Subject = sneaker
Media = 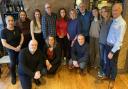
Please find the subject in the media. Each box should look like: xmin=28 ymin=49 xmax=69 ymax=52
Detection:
xmin=98 ymin=71 xmax=105 ymax=78
xmin=63 ymin=57 xmax=66 ymax=65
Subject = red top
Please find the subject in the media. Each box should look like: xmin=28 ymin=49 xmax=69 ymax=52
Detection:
xmin=56 ymin=18 xmax=68 ymax=37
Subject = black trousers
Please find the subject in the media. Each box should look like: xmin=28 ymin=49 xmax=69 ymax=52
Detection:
xmin=19 ymin=74 xmax=32 ymax=89
xmin=8 ymin=50 xmax=19 ymax=79
xmin=57 ymin=36 xmax=68 ymax=58
xmin=105 ymin=44 xmax=119 ymax=80
xmin=34 ymin=33 xmax=45 ymax=52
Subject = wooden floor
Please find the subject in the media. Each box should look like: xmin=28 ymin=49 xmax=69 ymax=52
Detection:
xmin=0 ymin=65 xmax=128 ymax=89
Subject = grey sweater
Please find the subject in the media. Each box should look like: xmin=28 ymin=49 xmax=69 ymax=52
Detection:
xmin=99 ymin=19 xmax=112 ymax=44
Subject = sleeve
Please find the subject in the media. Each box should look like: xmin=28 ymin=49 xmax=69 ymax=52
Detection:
xmin=111 ymin=22 xmax=127 ymax=53
xmin=0 ymin=29 xmax=7 ymax=39
xmin=78 ymin=43 xmax=89 ymax=63
xmin=71 ymin=43 xmax=77 ymax=61
xmin=76 ymin=19 xmax=80 ymax=35
xmin=18 ymin=50 xmax=34 ymax=77
xmin=42 ymin=16 xmax=47 ymax=39
xmin=36 ymin=51 xmax=44 ymax=71
xmin=51 ymin=45 xmax=61 ymax=65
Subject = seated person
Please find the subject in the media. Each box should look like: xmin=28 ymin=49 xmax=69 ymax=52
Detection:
xmin=18 ymin=40 xmax=43 ymax=89
xmin=69 ymin=34 xmax=89 ymax=74
xmin=42 ymin=35 xmax=61 ymax=74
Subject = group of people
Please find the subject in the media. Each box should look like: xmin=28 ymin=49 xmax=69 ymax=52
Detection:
xmin=0 ymin=2 xmax=127 ymax=89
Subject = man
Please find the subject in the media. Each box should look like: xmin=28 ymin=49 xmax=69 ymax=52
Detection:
xmin=18 ymin=40 xmax=43 ymax=89
xmin=42 ymin=3 xmax=57 ymax=40
xmin=106 ymin=3 xmax=127 ymax=88
xmin=78 ymin=2 xmax=92 ymax=43
xmin=69 ymin=34 xmax=89 ymax=75
xmin=1 ymin=15 xmax=24 ymax=84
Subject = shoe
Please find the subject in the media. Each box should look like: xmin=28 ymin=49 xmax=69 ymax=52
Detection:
xmin=80 ymin=69 xmax=86 ymax=76
xmin=63 ymin=57 xmax=67 ymax=65
xmin=11 ymin=78 xmax=16 ymax=85
xmin=109 ymin=80 xmax=115 ymax=89
xmin=34 ymin=79 xmax=41 ymax=86
xmin=98 ymin=71 xmax=105 ymax=78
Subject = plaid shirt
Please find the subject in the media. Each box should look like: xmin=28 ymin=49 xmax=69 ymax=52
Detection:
xmin=42 ymin=12 xmax=57 ymax=39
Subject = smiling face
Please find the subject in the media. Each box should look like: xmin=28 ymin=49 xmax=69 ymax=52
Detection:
xmin=6 ymin=16 xmax=14 ymax=28
xmin=19 ymin=11 xmax=27 ymax=21
xmin=45 ymin=3 xmax=52 ymax=15
xmin=34 ymin=11 xmax=40 ymax=20
xmin=60 ymin=9 xmax=66 ymax=18
xmin=77 ymin=35 xmax=85 ymax=46
xmin=29 ymin=40 xmax=38 ymax=53
xmin=112 ymin=4 xmax=122 ymax=19
xmin=69 ymin=10 xmax=76 ymax=20
xmin=48 ymin=36 xmax=55 ymax=47
xmin=79 ymin=3 xmax=86 ymax=14
xmin=92 ymin=9 xmax=98 ymax=17
xmin=101 ymin=8 xmax=108 ymax=19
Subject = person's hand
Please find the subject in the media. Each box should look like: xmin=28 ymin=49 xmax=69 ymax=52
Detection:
xmin=47 ymin=64 xmax=52 ymax=70
xmin=49 ymin=47 xmax=53 ymax=51
xmin=34 ymin=71 xmax=41 ymax=79
xmin=73 ymin=61 xmax=79 ymax=67
xmin=108 ymin=52 xmax=113 ymax=60
xmin=67 ymin=34 xmax=70 ymax=40
xmin=14 ymin=47 xmax=20 ymax=52
xmin=59 ymin=35 xmax=64 ymax=38
xmin=71 ymin=40 xmax=75 ymax=47
xmin=46 ymin=60 xmax=52 ymax=70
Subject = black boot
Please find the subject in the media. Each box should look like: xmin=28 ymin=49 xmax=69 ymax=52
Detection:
xmin=34 ymin=79 xmax=41 ymax=86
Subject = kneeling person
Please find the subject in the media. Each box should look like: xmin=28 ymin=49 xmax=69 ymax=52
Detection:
xmin=18 ymin=40 xmax=43 ymax=89
xmin=69 ymin=34 xmax=89 ymax=74
xmin=42 ymin=35 xmax=61 ymax=74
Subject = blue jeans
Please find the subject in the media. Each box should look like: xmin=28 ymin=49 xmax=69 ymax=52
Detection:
xmin=8 ymin=50 xmax=19 ymax=79
xmin=69 ymin=59 xmax=86 ymax=70
xmin=19 ymin=74 xmax=32 ymax=89
xmin=105 ymin=44 xmax=119 ymax=80
xmin=99 ymin=43 xmax=107 ymax=75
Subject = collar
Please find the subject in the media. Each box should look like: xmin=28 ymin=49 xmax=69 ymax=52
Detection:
xmin=113 ymin=15 xmax=122 ymax=22
xmin=82 ymin=12 xmax=85 ymax=16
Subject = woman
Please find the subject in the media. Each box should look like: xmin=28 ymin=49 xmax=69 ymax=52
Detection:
xmin=30 ymin=9 xmax=44 ymax=51
xmin=15 ymin=10 xmax=31 ymax=48
xmin=98 ymin=6 xmax=112 ymax=78
xmin=56 ymin=8 xmax=68 ymax=65
xmin=67 ymin=9 xmax=80 ymax=61
xmin=42 ymin=35 xmax=61 ymax=74
xmin=1 ymin=16 xmax=24 ymax=84
xmin=89 ymin=7 xmax=100 ymax=69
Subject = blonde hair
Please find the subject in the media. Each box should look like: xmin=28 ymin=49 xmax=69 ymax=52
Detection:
xmin=69 ymin=9 xmax=77 ymax=19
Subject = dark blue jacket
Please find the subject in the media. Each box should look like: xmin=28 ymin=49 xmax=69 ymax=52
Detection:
xmin=78 ymin=10 xmax=92 ymax=36
xmin=71 ymin=41 xmax=89 ymax=63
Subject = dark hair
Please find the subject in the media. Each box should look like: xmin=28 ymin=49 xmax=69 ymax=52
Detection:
xmin=46 ymin=35 xmax=57 ymax=48
xmin=18 ymin=10 xmax=28 ymax=21
xmin=57 ymin=8 xmax=68 ymax=20
xmin=32 ymin=9 xmax=42 ymax=27
xmin=91 ymin=7 xmax=100 ymax=21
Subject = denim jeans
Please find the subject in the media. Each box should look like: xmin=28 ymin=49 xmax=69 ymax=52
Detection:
xmin=99 ymin=43 xmax=107 ymax=75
